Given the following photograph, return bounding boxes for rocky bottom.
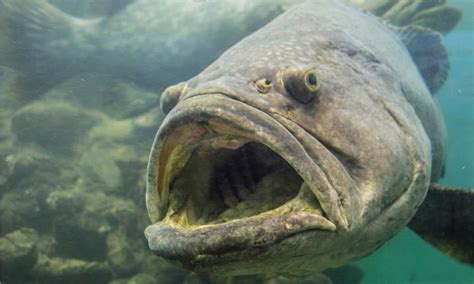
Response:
[0,67,361,284]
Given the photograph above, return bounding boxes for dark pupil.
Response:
[307,73,317,85]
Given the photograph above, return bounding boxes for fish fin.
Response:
[349,0,395,17]
[408,183,474,266]
[395,26,449,94]
[0,0,99,88]
[349,0,462,35]
[410,6,462,35]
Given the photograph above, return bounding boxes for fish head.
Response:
[145,4,431,276]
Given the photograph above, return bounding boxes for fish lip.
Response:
[145,211,335,268]
[146,93,348,246]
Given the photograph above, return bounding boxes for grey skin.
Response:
[144,0,461,276]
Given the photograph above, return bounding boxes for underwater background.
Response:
[0,0,472,283]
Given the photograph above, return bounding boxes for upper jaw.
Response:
[145,93,351,262]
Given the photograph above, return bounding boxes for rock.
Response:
[44,73,160,120]
[84,192,140,229]
[0,148,77,232]
[54,221,108,261]
[106,229,143,277]
[125,273,157,284]
[0,227,39,264]
[141,255,190,284]
[46,190,109,262]
[0,190,44,233]
[115,156,147,203]
[5,147,76,189]
[46,189,86,215]
[79,145,123,192]
[184,273,212,284]
[89,119,135,142]
[0,228,39,281]
[11,101,102,153]
[85,106,164,154]
[33,255,112,284]
[45,187,142,262]
[36,234,56,256]
[79,137,148,199]
[110,273,157,284]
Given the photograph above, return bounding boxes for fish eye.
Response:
[282,67,320,104]
[304,69,320,91]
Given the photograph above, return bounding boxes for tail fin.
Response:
[0,0,100,93]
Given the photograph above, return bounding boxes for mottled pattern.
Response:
[187,0,446,180]
[146,0,449,276]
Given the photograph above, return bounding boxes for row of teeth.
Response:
[168,181,325,227]
[162,135,328,227]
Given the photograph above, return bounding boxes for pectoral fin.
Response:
[395,26,449,94]
[408,183,474,265]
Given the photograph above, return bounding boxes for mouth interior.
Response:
[163,125,324,227]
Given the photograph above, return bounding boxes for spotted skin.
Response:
[145,0,454,276]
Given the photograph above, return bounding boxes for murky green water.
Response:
[0,1,472,283]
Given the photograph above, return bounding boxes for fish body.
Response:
[0,0,294,90]
[144,0,455,276]
[1,0,460,94]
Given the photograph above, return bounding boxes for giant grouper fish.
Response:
[0,0,298,94]
[144,0,473,276]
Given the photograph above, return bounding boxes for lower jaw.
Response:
[146,180,335,266]
[145,141,336,260]
[145,158,336,271]
[145,209,334,267]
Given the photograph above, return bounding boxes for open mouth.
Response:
[145,94,346,264]
[167,139,324,226]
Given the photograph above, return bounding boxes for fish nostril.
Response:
[255,78,272,94]
[160,82,186,114]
